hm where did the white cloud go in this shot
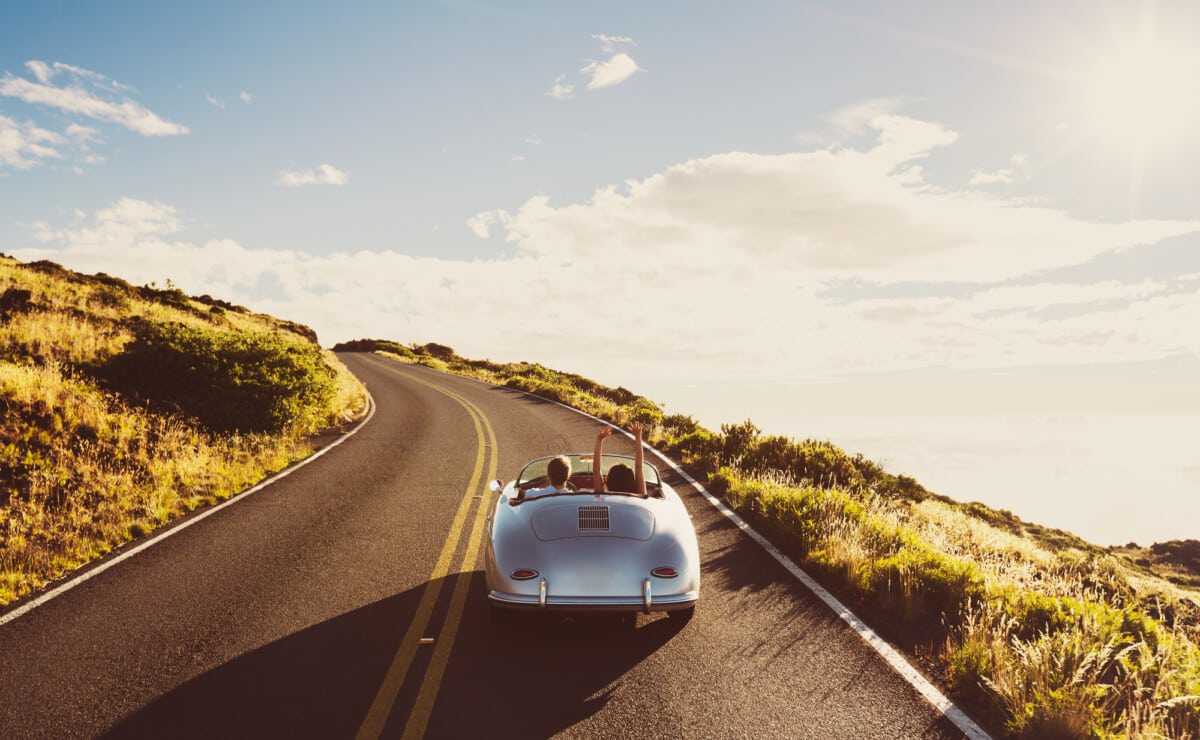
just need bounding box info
[580,52,641,90]
[21,198,183,252]
[841,279,1180,366]
[970,153,1027,185]
[50,62,133,91]
[65,123,99,143]
[466,211,501,238]
[205,92,225,108]
[240,91,253,105]
[970,168,1014,185]
[25,61,53,84]
[548,35,640,100]
[0,114,65,170]
[545,74,574,101]
[275,163,349,187]
[828,98,904,137]
[12,110,1199,390]
[452,110,1198,374]
[592,34,634,53]
[0,61,188,136]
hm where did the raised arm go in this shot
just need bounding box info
[592,425,613,491]
[630,421,647,496]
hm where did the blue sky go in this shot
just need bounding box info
[3,1,1199,543]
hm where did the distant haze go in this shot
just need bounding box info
[655,376,1199,547]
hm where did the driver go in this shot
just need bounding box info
[526,455,573,498]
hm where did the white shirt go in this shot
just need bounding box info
[526,485,570,499]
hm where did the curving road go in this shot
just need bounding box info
[0,354,975,739]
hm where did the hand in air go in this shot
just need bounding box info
[597,426,614,440]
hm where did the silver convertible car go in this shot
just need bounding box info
[484,453,700,622]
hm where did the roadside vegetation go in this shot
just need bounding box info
[0,256,368,608]
[336,337,1200,739]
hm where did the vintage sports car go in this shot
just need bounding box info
[484,453,700,621]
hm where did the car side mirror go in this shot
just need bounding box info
[489,479,503,493]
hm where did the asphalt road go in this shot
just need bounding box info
[0,353,972,739]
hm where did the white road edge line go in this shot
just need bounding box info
[0,392,377,629]
[406,362,992,740]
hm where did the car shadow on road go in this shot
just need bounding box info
[427,572,690,738]
[103,573,687,739]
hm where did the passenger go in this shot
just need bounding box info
[591,422,648,496]
[525,455,573,498]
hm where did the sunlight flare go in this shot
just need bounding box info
[1082,34,1200,150]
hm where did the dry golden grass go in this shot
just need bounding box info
[0,256,366,607]
[325,348,370,424]
[705,468,1200,738]
[0,310,128,366]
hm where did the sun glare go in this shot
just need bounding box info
[1084,36,1200,150]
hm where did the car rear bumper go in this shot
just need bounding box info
[488,587,698,613]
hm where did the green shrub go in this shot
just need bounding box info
[91,285,131,311]
[193,294,246,313]
[945,600,1005,706]
[666,428,721,475]
[331,338,416,360]
[624,397,663,428]
[958,501,1023,534]
[417,356,449,372]
[720,419,761,465]
[887,474,931,501]
[137,284,190,310]
[600,385,638,406]
[418,342,456,360]
[738,435,866,490]
[102,320,336,434]
[462,357,505,375]
[866,545,985,620]
[504,376,571,405]
[662,413,699,437]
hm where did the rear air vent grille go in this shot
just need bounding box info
[577,505,610,532]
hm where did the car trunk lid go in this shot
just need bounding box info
[530,501,654,541]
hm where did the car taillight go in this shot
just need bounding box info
[651,567,678,578]
[510,569,539,580]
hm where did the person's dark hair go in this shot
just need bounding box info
[547,456,571,487]
[605,463,636,493]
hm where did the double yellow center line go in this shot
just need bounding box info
[356,356,498,740]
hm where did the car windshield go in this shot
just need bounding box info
[517,454,660,489]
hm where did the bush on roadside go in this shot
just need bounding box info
[102,320,337,434]
[664,428,721,476]
[624,397,664,428]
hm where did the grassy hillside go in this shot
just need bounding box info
[0,255,367,608]
[336,338,1200,739]
[1112,540,1200,590]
